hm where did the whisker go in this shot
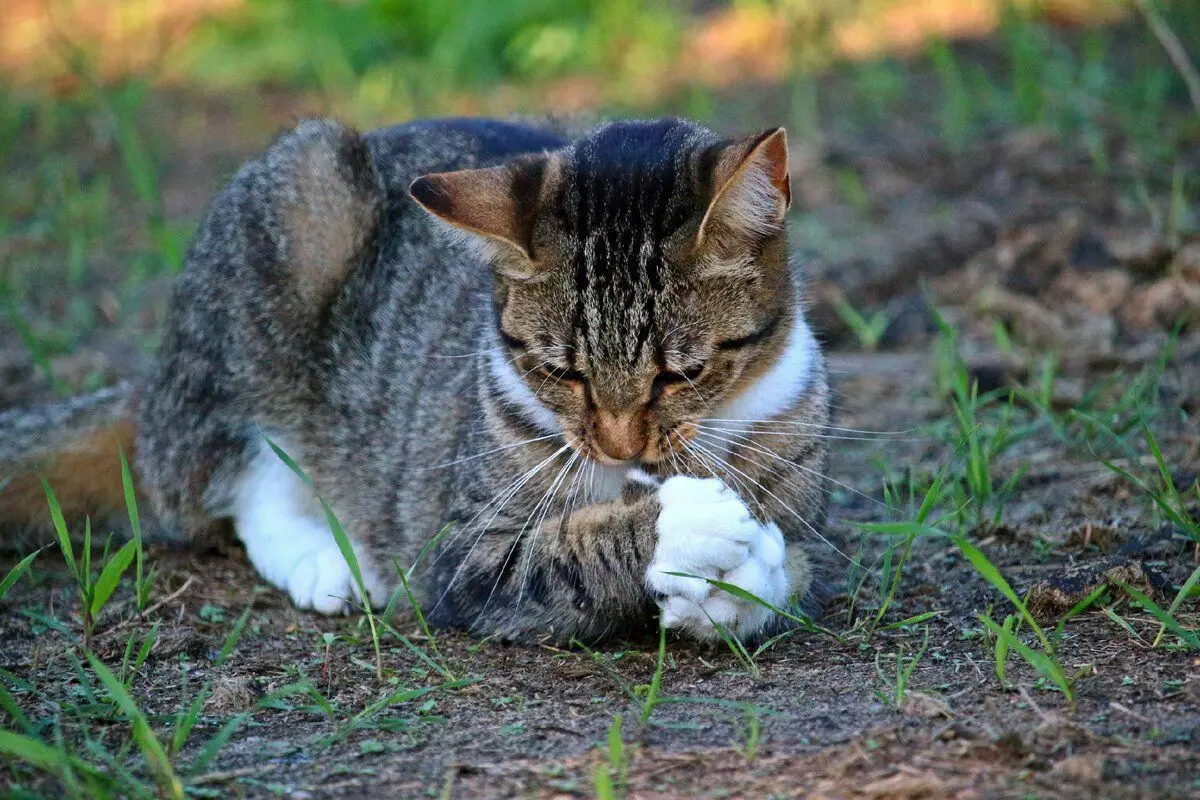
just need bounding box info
[696,424,917,443]
[515,449,583,608]
[693,428,888,509]
[682,436,861,569]
[428,444,571,610]
[482,448,580,617]
[420,433,561,470]
[698,418,917,436]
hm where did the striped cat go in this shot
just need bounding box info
[0,117,833,642]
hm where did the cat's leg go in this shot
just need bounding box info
[433,473,796,642]
[231,439,389,614]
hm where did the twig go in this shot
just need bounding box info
[1134,0,1200,115]
[189,766,264,786]
[100,575,196,638]
[1109,701,1151,723]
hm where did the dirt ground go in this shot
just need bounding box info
[3,44,1200,799]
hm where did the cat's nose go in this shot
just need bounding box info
[592,409,647,462]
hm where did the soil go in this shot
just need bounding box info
[3,59,1200,800]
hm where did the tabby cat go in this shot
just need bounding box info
[0,117,833,642]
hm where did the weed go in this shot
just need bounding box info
[87,653,184,799]
[830,290,889,351]
[957,537,1074,703]
[874,626,930,709]
[1117,578,1200,651]
[41,477,137,646]
[119,445,156,611]
[737,705,762,760]
[593,715,626,799]
[1099,424,1200,545]
[927,38,973,151]
[639,624,667,724]
[265,435,386,680]
[0,547,41,600]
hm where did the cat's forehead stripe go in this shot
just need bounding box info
[557,120,705,368]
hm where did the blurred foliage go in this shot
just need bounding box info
[182,0,683,118]
[1,0,1198,355]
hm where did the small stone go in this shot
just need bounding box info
[1108,230,1172,274]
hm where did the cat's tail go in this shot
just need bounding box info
[0,383,138,550]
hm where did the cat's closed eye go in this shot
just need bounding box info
[651,363,706,401]
[543,364,587,383]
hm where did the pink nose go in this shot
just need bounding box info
[592,410,647,461]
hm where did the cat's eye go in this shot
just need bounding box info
[542,364,587,384]
[651,363,705,401]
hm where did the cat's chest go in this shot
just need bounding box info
[588,463,628,503]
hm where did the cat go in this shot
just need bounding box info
[0,116,833,643]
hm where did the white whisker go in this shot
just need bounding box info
[420,433,561,470]
[682,436,861,568]
[429,444,571,611]
[693,428,887,509]
[698,418,916,436]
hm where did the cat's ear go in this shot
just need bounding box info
[696,127,791,250]
[409,156,550,279]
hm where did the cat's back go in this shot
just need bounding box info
[364,117,568,213]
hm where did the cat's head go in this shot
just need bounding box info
[410,119,796,465]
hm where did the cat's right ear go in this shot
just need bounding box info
[409,156,551,280]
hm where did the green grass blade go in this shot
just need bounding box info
[0,548,41,600]
[1117,581,1200,649]
[856,521,947,538]
[995,614,1014,686]
[877,610,945,632]
[90,539,138,618]
[0,682,35,736]
[0,729,70,773]
[664,572,842,641]
[186,713,249,777]
[87,653,183,799]
[40,476,77,578]
[980,616,1073,702]
[1168,563,1200,617]
[118,444,147,608]
[640,624,667,724]
[953,536,1053,655]
[215,604,253,669]
[394,560,452,678]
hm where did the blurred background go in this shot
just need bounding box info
[1,0,1197,405]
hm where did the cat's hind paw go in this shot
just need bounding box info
[284,545,386,615]
[645,476,789,641]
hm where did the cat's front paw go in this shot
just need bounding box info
[284,545,388,615]
[645,476,788,641]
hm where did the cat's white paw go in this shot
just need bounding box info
[645,476,788,640]
[232,440,388,615]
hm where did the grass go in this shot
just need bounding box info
[3,1,1200,793]
[264,435,387,680]
[41,478,138,647]
[830,290,889,351]
[874,626,930,710]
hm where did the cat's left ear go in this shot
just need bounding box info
[696,127,791,250]
[409,156,550,279]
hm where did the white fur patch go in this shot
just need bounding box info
[232,439,387,614]
[718,315,817,426]
[645,476,788,640]
[488,348,562,435]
